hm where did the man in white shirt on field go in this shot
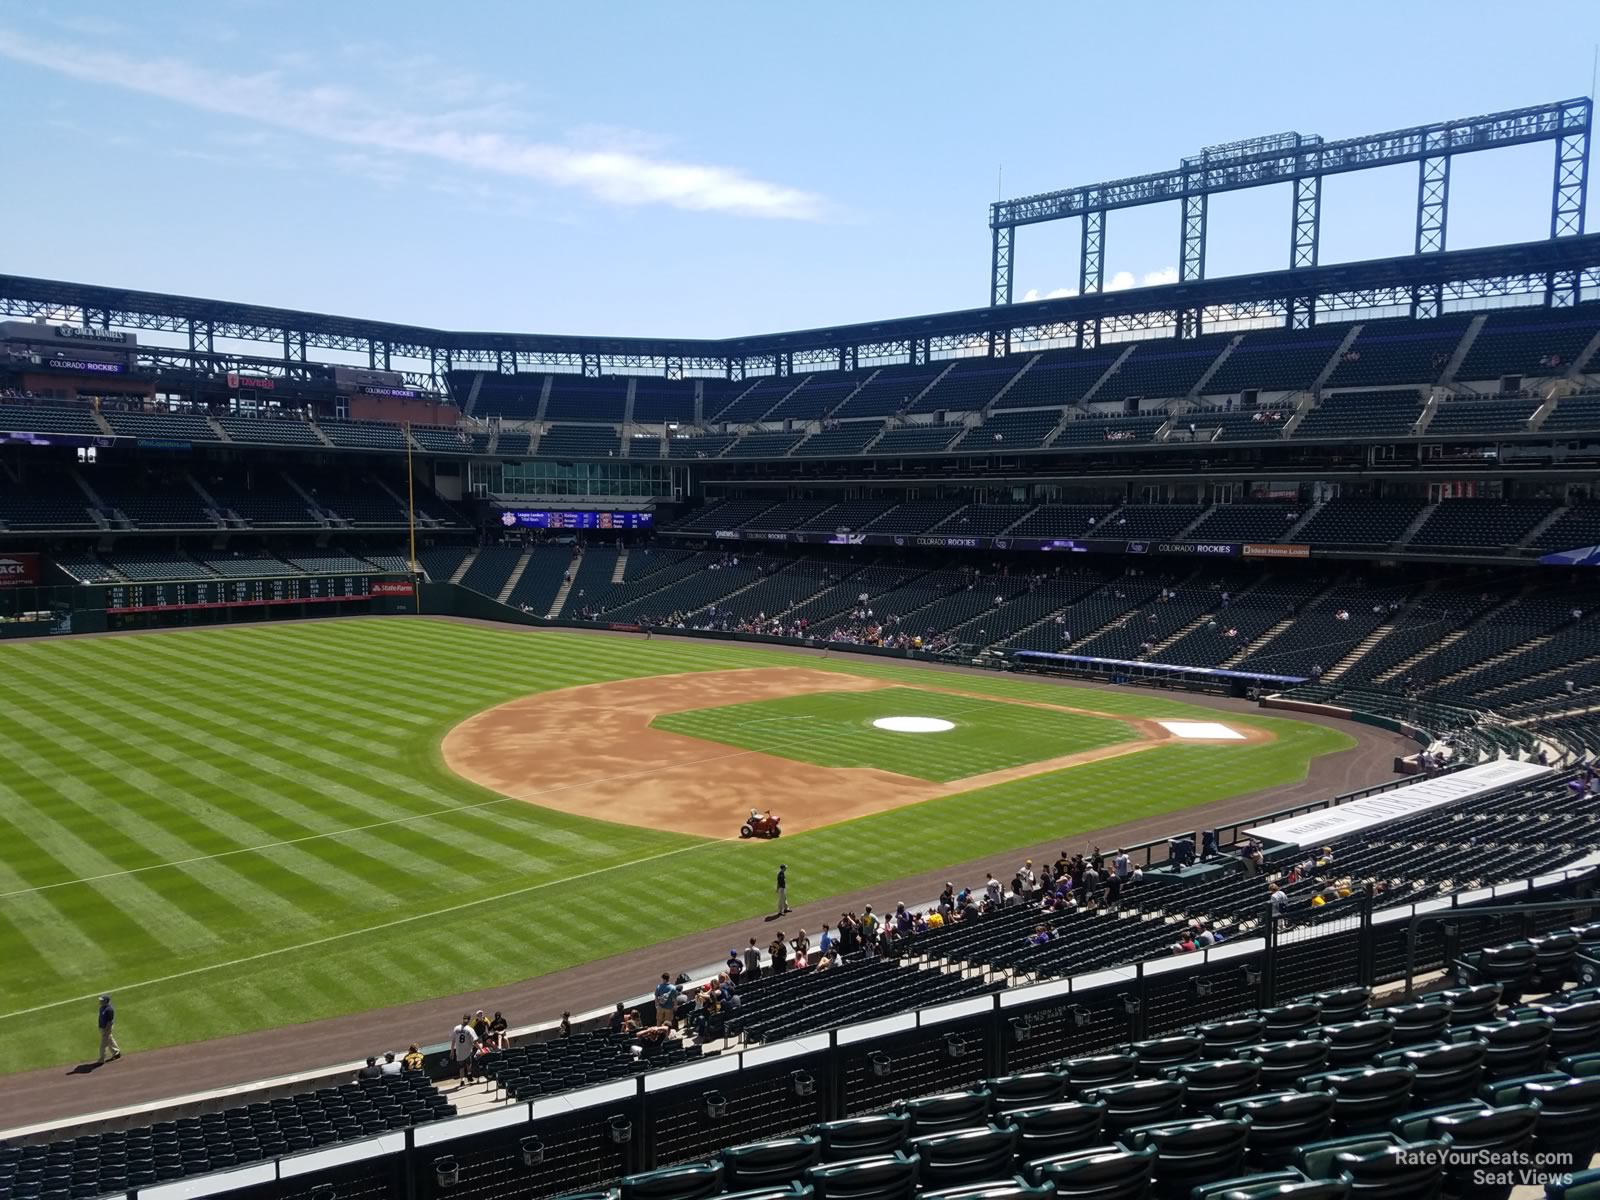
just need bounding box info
[449,1014,477,1088]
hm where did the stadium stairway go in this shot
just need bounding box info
[1520,507,1571,548]
[1437,312,1490,386]
[613,548,630,583]
[1322,586,1434,683]
[1430,631,1560,691]
[497,552,532,604]
[448,550,477,585]
[1283,502,1327,542]
[547,548,581,617]
[685,560,802,617]
[1145,578,1268,659]
[1372,590,1530,685]
[1219,578,1342,669]
[1393,503,1440,548]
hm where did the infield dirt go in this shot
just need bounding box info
[441,667,1268,837]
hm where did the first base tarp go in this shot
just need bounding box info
[1246,759,1550,848]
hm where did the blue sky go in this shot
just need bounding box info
[0,1,1595,340]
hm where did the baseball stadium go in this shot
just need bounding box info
[6,55,1600,1200]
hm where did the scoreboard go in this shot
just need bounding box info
[100,574,396,613]
[498,510,653,529]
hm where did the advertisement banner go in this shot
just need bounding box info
[370,580,415,596]
[0,552,41,587]
[47,358,125,374]
[1243,543,1311,559]
[1246,760,1550,848]
[1149,542,1240,557]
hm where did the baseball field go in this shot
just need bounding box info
[0,617,1354,1076]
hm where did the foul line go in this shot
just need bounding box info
[0,839,716,1023]
[0,739,815,903]
[0,686,1141,1017]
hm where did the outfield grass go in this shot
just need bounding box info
[651,686,1135,781]
[0,619,1352,1074]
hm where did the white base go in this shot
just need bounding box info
[1157,720,1245,740]
[872,716,955,733]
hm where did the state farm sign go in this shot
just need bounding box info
[370,580,415,596]
[0,553,41,587]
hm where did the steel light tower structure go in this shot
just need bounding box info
[989,98,1592,330]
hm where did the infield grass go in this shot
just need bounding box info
[0,618,1352,1074]
[651,686,1135,781]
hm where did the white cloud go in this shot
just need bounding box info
[0,27,827,221]
[1023,268,1177,301]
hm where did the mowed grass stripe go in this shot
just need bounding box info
[0,619,1351,1074]
[22,659,535,889]
[653,687,1134,782]
[25,640,682,880]
[0,677,441,907]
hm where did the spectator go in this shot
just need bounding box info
[559,1012,572,1039]
[488,1011,509,1048]
[1113,848,1130,879]
[769,932,789,973]
[449,1014,477,1086]
[358,1056,383,1080]
[744,937,762,979]
[380,1051,402,1076]
[402,1043,424,1072]
[609,1002,627,1034]
[837,913,859,955]
[653,973,679,1028]
[818,924,834,956]
[1268,883,1286,916]
[471,1010,491,1043]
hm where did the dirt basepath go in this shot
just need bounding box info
[440,667,1263,837]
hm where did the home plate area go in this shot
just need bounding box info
[1158,719,1248,741]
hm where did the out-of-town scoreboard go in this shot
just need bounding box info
[98,574,413,613]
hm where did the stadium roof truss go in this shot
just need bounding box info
[0,101,1595,394]
[989,98,1593,325]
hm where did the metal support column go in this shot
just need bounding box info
[1078,210,1105,350]
[1551,115,1590,239]
[1180,192,1207,283]
[1080,210,1105,295]
[1412,152,1450,319]
[1415,153,1450,255]
[1291,174,1321,269]
[990,224,1014,308]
